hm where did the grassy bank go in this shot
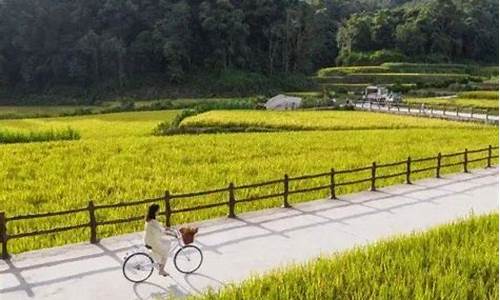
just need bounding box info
[190,213,499,300]
[406,91,499,111]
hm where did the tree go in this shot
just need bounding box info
[199,0,249,70]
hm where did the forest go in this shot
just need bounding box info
[0,0,497,102]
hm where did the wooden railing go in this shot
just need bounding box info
[355,101,498,124]
[1,145,498,259]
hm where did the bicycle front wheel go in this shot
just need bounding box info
[174,245,203,274]
[123,252,154,283]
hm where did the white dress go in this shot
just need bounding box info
[144,219,171,265]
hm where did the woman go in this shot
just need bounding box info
[144,204,175,276]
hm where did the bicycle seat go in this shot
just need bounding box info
[145,244,152,250]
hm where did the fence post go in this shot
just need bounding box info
[283,175,291,208]
[443,104,446,115]
[464,148,468,173]
[369,102,372,111]
[330,168,337,199]
[436,153,442,178]
[397,104,400,112]
[430,105,434,115]
[371,162,377,191]
[456,106,459,117]
[0,212,8,259]
[470,108,474,118]
[88,201,97,244]
[228,183,236,218]
[486,109,489,123]
[406,156,412,184]
[407,104,410,113]
[164,191,171,227]
[487,145,492,168]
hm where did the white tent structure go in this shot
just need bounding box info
[265,94,302,110]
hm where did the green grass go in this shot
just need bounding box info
[1,110,497,253]
[180,110,488,131]
[406,91,498,111]
[457,91,499,100]
[0,127,80,144]
[0,105,103,119]
[189,213,498,300]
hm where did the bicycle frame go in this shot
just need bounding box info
[123,228,185,264]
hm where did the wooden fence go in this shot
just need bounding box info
[356,101,498,124]
[1,145,498,259]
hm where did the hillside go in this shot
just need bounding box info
[0,0,497,103]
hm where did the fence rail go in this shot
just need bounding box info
[355,101,499,124]
[1,145,498,259]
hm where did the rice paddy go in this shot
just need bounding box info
[189,213,498,300]
[180,110,490,131]
[406,91,499,111]
[0,109,497,253]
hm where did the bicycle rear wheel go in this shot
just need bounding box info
[174,245,203,274]
[123,252,154,283]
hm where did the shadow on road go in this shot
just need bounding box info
[0,168,497,299]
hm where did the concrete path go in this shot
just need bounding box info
[355,102,499,124]
[1,168,498,300]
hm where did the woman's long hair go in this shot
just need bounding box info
[146,204,160,222]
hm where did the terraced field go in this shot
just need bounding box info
[406,91,499,111]
[0,110,497,253]
[314,63,496,95]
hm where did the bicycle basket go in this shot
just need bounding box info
[179,227,198,244]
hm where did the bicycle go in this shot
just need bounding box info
[122,228,203,283]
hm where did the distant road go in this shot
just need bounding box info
[355,102,499,124]
[1,168,498,300]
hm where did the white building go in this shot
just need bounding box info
[265,94,302,110]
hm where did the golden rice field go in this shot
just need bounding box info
[180,110,487,131]
[0,110,497,253]
[191,214,498,300]
[0,110,179,139]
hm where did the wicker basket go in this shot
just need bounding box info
[179,227,198,244]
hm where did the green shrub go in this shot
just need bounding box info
[153,97,258,135]
[190,70,317,97]
[317,66,390,77]
[315,73,472,86]
[335,50,407,66]
[153,109,198,135]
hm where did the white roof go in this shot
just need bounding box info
[265,94,302,109]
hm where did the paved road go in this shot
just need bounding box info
[1,168,498,300]
[355,102,499,124]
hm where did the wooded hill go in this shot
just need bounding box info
[0,0,497,103]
